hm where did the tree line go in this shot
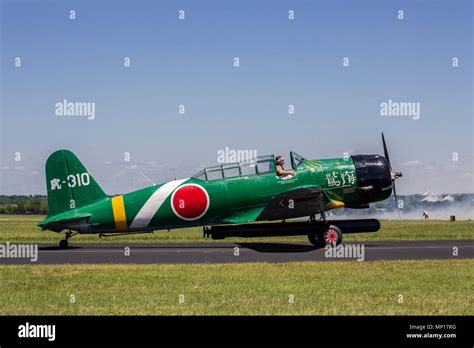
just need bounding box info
[0,195,48,214]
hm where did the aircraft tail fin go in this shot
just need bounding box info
[45,149,107,217]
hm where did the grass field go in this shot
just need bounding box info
[0,215,472,244]
[0,260,472,315]
[0,215,472,315]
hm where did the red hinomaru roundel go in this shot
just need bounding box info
[171,184,210,221]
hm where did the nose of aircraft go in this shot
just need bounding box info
[351,154,394,203]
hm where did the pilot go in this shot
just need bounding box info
[275,155,295,177]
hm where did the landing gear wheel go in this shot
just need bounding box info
[59,230,76,249]
[322,225,342,245]
[308,225,343,247]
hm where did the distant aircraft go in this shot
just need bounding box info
[39,134,402,248]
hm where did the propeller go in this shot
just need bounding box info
[382,132,403,219]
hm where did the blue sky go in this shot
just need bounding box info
[0,0,472,195]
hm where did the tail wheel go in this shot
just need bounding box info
[59,230,75,249]
[308,225,343,247]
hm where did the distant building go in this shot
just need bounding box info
[421,190,443,202]
[421,190,455,203]
[441,195,454,202]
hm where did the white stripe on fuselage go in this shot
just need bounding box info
[129,178,189,229]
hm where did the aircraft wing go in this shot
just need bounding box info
[255,185,343,221]
[220,206,266,224]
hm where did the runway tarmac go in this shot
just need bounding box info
[0,240,473,264]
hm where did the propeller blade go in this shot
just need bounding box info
[382,132,392,170]
[382,132,401,219]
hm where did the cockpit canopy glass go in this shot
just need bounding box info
[192,155,276,181]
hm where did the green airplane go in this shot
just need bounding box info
[38,134,402,248]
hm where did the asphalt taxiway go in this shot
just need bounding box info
[0,240,472,264]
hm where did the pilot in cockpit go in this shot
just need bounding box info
[275,155,295,177]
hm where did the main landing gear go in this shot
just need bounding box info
[59,230,77,249]
[307,212,343,248]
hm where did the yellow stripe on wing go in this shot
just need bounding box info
[111,195,128,232]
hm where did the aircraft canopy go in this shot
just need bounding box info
[192,151,306,182]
